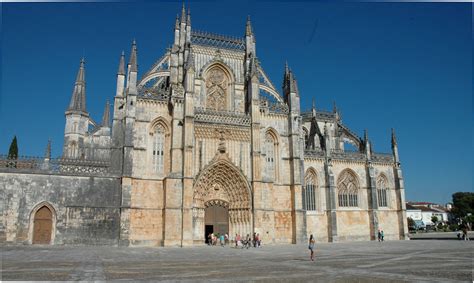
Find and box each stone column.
[367,163,379,240]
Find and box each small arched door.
[32,206,53,244]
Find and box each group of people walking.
[207,233,229,246]
[234,233,261,249]
[206,232,262,248]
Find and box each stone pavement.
[1,240,473,282]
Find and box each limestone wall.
[0,172,121,245]
[128,179,164,246]
[336,210,371,241]
[306,213,329,242]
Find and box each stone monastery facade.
[1,6,408,246]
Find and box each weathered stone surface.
[0,173,121,245]
[2,240,472,282]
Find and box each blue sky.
[1,2,472,204]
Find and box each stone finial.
[44,139,51,159]
[68,58,87,113]
[102,100,110,127]
[187,8,191,26]
[175,14,180,29]
[129,40,138,72]
[181,3,186,24]
[118,51,125,75]
[391,128,398,147]
[312,98,317,117]
[289,70,298,94]
[246,15,253,36]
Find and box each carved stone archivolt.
[204,199,229,208]
[192,152,252,240]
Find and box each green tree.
[451,192,474,218]
[431,215,439,224]
[7,136,18,159]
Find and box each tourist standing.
[377,230,381,242]
[308,234,315,261]
[381,230,384,242]
[462,227,470,241]
[220,234,225,247]
[236,234,241,248]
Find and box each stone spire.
[246,15,253,36]
[129,40,138,72]
[391,128,400,164]
[68,58,87,113]
[102,100,110,127]
[333,101,341,121]
[118,51,125,75]
[187,8,191,27]
[180,3,186,24]
[391,128,398,148]
[175,14,180,30]
[44,139,51,159]
[288,69,298,95]
[364,129,371,160]
[312,98,317,117]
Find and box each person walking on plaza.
[380,230,384,242]
[235,234,241,248]
[308,234,316,261]
[377,230,382,242]
[462,227,470,241]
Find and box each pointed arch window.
[337,170,359,207]
[265,132,275,181]
[377,175,388,207]
[152,125,165,175]
[303,170,318,211]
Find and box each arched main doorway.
[32,206,53,244]
[193,155,253,244]
[204,200,229,242]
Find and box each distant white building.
[406,202,451,226]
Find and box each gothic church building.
[1,6,408,246]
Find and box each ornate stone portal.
[192,149,252,243]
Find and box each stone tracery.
[337,169,359,207]
[205,66,229,111]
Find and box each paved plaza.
[1,240,473,282]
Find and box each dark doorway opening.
[205,225,213,244]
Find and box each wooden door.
[205,205,229,236]
[32,206,52,244]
